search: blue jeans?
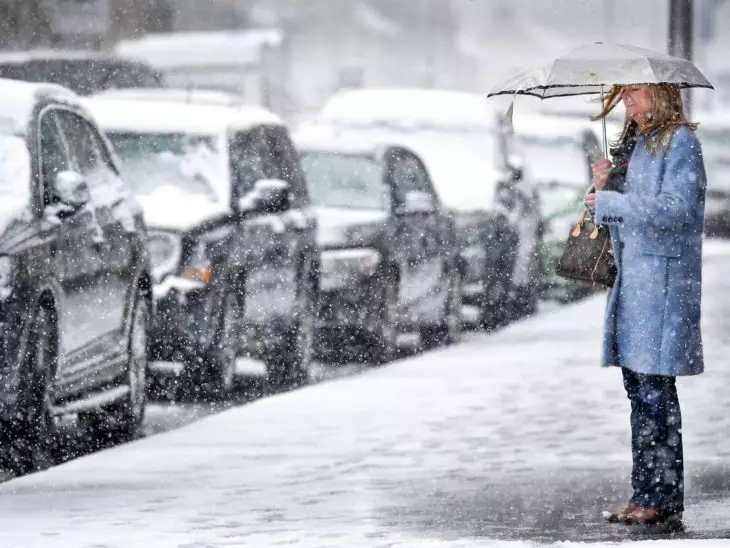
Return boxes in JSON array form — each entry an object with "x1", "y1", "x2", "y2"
[{"x1": 622, "y1": 367, "x2": 684, "y2": 513}]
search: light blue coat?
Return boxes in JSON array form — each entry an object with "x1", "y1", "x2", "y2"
[{"x1": 595, "y1": 125, "x2": 706, "y2": 377}]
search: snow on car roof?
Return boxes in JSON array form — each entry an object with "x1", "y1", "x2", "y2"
[
  {"x1": 294, "y1": 124, "x2": 410, "y2": 157},
  {"x1": 0, "y1": 48, "x2": 114, "y2": 63},
  {"x1": 115, "y1": 29, "x2": 282, "y2": 69},
  {"x1": 0, "y1": 77, "x2": 82, "y2": 135},
  {"x1": 91, "y1": 87, "x2": 246, "y2": 106},
  {"x1": 318, "y1": 87, "x2": 502, "y2": 131},
  {"x1": 83, "y1": 97, "x2": 284, "y2": 136}
]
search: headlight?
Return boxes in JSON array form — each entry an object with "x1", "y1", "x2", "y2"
[
  {"x1": 0, "y1": 256, "x2": 13, "y2": 300},
  {"x1": 320, "y1": 248, "x2": 381, "y2": 291},
  {"x1": 147, "y1": 231, "x2": 182, "y2": 283}
]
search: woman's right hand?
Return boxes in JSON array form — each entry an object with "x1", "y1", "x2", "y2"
[{"x1": 592, "y1": 158, "x2": 613, "y2": 191}]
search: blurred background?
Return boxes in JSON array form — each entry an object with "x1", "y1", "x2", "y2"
[{"x1": 1, "y1": 0, "x2": 725, "y2": 123}]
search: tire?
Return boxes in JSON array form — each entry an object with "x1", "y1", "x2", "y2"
[
  {"x1": 421, "y1": 268, "x2": 462, "y2": 348},
  {"x1": 3, "y1": 304, "x2": 57, "y2": 475},
  {"x1": 366, "y1": 274, "x2": 399, "y2": 365},
  {"x1": 83, "y1": 293, "x2": 149, "y2": 444},
  {"x1": 266, "y1": 272, "x2": 315, "y2": 389}
]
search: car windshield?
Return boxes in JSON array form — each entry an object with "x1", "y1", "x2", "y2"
[
  {"x1": 300, "y1": 151, "x2": 389, "y2": 210},
  {"x1": 696, "y1": 127, "x2": 730, "y2": 190},
  {"x1": 106, "y1": 132, "x2": 226, "y2": 203},
  {"x1": 515, "y1": 134, "x2": 589, "y2": 188}
]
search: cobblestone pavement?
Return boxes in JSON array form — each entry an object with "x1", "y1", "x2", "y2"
[{"x1": 0, "y1": 242, "x2": 728, "y2": 547}]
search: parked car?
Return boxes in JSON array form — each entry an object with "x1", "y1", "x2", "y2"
[
  {"x1": 695, "y1": 111, "x2": 730, "y2": 237},
  {"x1": 0, "y1": 50, "x2": 165, "y2": 96},
  {"x1": 511, "y1": 112, "x2": 603, "y2": 302},
  {"x1": 84, "y1": 97, "x2": 318, "y2": 390},
  {"x1": 294, "y1": 131, "x2": 462, "y2": 362},
  {"x1": 308, "y1": 88, "x2": 543, "y2": 327},
  {"x1": 0, "y1": 79, "x2": 152, "y2": 469}
]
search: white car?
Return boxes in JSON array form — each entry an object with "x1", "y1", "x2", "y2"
[{"x1": 306, "y1": 87, "x2": 544, "y2": 326}]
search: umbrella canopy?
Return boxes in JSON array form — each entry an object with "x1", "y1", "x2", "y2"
[{"x1": 488, "y1": 42, "x2": 714, "y2": 99}]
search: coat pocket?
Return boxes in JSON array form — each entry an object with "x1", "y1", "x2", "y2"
[{"x1": 637, "y1": 240, "x2": 682, "y2": 258}]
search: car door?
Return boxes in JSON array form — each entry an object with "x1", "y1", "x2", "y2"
[
  {"x1": 229, "y1": 126, "x2": 296, "y2": 325},
  {"x1": 262, "y1": 125, "x2": 316, "y2": 315},
  {"x1": 54, "y1": 109, "x2": 133, "y2": 386},
  {"x1": 37, "y1": 108, "x2": 101, "y2": 383},
  {"x1": 387, "y1": 147, "x2": 446, "y2": 325}
]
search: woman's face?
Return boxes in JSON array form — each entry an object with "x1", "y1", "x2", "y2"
[{"x1": 621, "y1": 86, "x2": 654, "y2": 125}]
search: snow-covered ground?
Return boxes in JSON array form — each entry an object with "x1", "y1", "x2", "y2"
[{"x1": 2, "y1": 240, "x2": 730, "y2": 547}]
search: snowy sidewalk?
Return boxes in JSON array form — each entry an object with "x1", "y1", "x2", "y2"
[{"x1": 1, "y1": 242, "x2": 730, "y2": 547}]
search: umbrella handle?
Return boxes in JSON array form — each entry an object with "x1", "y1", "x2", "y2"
[{"x1": 601, "y1": 85, "x2": 609, "y2": 158}]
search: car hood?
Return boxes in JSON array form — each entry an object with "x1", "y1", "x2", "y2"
[
  {"x1": 314, "y1": 206, "x2": 388, "y2": 248},
  {"x1": 136, "y1": 185, "x2": 230, "y2": 232}
]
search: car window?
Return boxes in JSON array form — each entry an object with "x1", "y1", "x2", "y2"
[
  {"x1": 389, "y1": 149, "x2": 433, "y2": 199},
  {"x1": 229, "y1": 129, "x2": 270, "y2": 201},
  {"x1": 54, "y1": 110, "x2": 105, "y2": 177},
  {"x1": 39, "y1": 111, "x2": 71, "y2": 201},
  {"x1": 300, "y1": 152, "x2": 388, "y2": 211},
  {"x1": 263, "y1": 126, "x2": 308, "y2": 204}
]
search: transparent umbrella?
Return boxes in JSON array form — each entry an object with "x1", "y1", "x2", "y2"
[{"x1": 488, "y1": 42, "x2": 714, "y2": 156}]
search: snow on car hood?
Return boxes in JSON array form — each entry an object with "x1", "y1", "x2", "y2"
[
  {"x1": 135, "y1": 185, "x2": 229, "y2": 231},
  {"x1": 314, "y1": 206, "x2": 388, "y2": 248}
]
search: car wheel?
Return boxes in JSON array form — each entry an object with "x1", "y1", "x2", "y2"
[
  {"x1": 421, "y1": 267, "x2": 462, "y2": 348},
  {"x1": 3, "y1": 304, "x2": 57, "y2": 475},
  {"x1": 266, "y1": 271, "x2": 315, "y2": 389},
  {"x1": 82, "y1": 293, "x2": 149, "y2": 444},
  {"x1": 366, "y1": 273, "x2": 399, "y2": 365}
]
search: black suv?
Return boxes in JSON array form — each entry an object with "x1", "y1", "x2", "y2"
[
  {"x1": 295, "y1": 132, "x2": 461, "y2": 362},
  {"x1": 0, "y1": 79, "x2": 152, "y2": 469},
  {"x1": 85, "y1": 97, "x2": 318, "y2": 392}
]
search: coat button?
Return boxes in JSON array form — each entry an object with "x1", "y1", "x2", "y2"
[
  {"x1": 602, "y1": 216, "x2": 607, "y2": 222},
  {"x1": 618, "y1": 216, "x2": 624, "y2": 223}
]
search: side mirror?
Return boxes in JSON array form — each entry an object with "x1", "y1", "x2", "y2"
[
  {"x1": 397, "y1": 190, "x2": 436, "y2": 215},
  {"x1": 44, "y1": 170, "x2": 92, "y2": 223},
  {"x1": 237, "y1": 178, "x2": 292, "y2": 214}
]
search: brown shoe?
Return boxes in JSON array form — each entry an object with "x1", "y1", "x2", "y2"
[
  {"x1": 625, "y1": 507, "x2": 683, "y2": 526},
  {"x1": 602, "y1": 503, "x2": 639, "y2": 523}
]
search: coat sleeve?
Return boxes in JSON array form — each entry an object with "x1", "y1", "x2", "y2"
[{"x1": 595, "y1": 128, "x2": 704, "y2": 230}]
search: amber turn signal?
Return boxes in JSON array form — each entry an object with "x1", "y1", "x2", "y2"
[{"x1": 181, "y1": 267, "x2": 213, "y2": 283}]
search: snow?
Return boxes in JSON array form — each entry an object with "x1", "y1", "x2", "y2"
[
  {"x1": 2, "y1": 240, "x2": 728, "y2": 546},
  {"x1": 0, "y1": 77, "x2": 79, "y2": 136},
  {"x1": 114, "y1": 28, "x2": 282, "y2": 69},
  {"x1": 84, "y1": 97, "x2": 283, "y2": 136},
  {"x1": 318, "y1": 88, "x2": 502, "y2": 132},
  {"x1": 91, "y1": 87, "x2": 246, "y2": 107},
  {"x1": 0, "y1": 134, "x2": 32, "y2": 241}
]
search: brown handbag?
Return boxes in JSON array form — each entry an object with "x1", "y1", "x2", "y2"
[{"x1": 556, "y1": 209, "x2": 617, "y2": 288}]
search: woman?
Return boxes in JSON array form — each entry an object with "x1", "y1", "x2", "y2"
[{"x1": 585, "y1": 84, "x2": 706, "y2": 527}]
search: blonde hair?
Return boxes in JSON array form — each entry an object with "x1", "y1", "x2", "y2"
[{"x1": 591, "y1": 84, "x2": 697, "y2": 155}]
